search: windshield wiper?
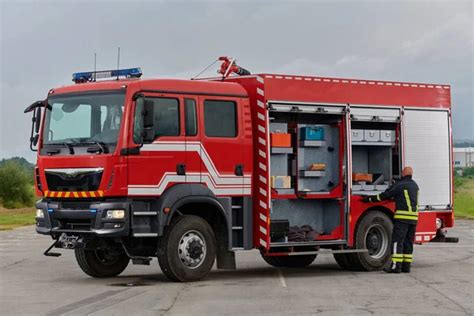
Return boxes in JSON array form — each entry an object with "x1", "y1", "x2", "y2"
[
  {"x1": 86, "y1": 141, "x2": 109, "y2": 154},
  {"x1": 45, "y1": 142, "x2": 75, "y2": 155}
]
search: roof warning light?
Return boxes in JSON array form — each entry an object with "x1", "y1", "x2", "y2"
[{"x1": 72, "y1": 67, "x2": 142, "y2": 83}]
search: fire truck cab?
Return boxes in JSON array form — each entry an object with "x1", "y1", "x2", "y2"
[{"x1": 26, "y1": 62, "x2": 455, "y2": 282}]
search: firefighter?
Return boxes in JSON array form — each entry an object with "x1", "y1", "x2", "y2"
[{"x1": 362, "y1": 166, "x2": 419, "y2": 273}]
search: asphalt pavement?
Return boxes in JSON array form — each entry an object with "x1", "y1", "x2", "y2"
[{"x1": 1, "y1": 221, "x2": 473, "y2": 315}]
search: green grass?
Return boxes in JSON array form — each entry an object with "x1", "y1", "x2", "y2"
[
  {"x1": 454, "y1": 177, "x2": 474, "y2": 219},
  {"x1": 0, "y1": 207, "x2": 36, "y2": 230}
]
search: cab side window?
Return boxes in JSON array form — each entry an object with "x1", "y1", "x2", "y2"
[
  {"x1": 204, "y1": 100, "x2": 237, "y2": 137},
  {"x1": 151, "y1": 97, "x2": 180, "y2": 137}
]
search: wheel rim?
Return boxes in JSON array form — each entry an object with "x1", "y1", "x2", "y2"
[
  {"x1": 364, "y1": 223, "x2": 389, "y2": 259},
  {"x1": 178, "y1": 230, "x2": 207, "y2": 269}
]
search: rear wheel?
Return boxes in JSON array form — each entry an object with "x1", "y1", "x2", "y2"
[
  {"x1": 344, "y1": 211, "x2": 393, "y2": 271},
  {"x1": 262, "y1": 254, "x2": 317, "y2": 268},
  {"x1": 75, "y1": 244, "x2": 130, "y2": 278},
  {"x1": 158, "y1": 215, "x2": 216, "y2": 282}
]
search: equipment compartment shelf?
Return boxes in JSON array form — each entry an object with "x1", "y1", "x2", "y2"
[
  {"x1": 271, "y1": 147, "x2": 293, "y2": 154},
  {"x1": 352, "y1": 141, "x2": 395, "y2": 147},
  {"x1": 300, "y1": 170, "x2": 326, "y2": 177},
  {"x1": 299, "y1": 140, "x2": 326, "y2": 147}
]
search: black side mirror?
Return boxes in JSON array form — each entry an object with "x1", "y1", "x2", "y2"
[
  {"x1": 143, "y1": 100, "x2": 155, "y2": 143},
  {"x1": 34, "y1": 107, "x2": 42, "y2": 134}
]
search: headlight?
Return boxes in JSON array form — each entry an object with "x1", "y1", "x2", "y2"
[
  {"x1": 106, "y1": 210, "x2": 125, "y2": 219},
  {"x1": 36, "y1": 209, "x2": 44, "y2": 218}
]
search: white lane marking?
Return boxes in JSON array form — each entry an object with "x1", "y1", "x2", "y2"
[{"x1": 278, "y1": 269, "x2": 287, "y2": 288}]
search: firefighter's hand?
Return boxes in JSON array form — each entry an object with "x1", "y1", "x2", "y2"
[{"x1": 361, "y1": 196, "x2": 371, "y2": 203}]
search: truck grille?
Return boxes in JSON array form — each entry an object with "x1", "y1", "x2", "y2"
[{"x1": 45, "y1": 168, "x2": 103, "y2": 192}]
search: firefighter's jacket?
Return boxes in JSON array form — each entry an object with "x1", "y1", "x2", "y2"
[{"x1": 368, "y1": 175, "x2": 419, "y2": 224}]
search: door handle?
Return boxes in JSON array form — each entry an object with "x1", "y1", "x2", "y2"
[
  {"x1": 176, "y1": 163, "x2": 186, "y2": 175},
  {"x1": 235, "y1": 164, "x2": 244, "y2": 176}
]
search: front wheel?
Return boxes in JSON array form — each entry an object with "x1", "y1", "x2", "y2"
[
  {"x1": 344, "y1": 211, "x2": 393, "y2": 271},
  {"x1": 158, "y1": 215, "x2": 216, "y2": 282},
  {"x1": 75, "y1": 244, "x2": 130, "y2": 278}
]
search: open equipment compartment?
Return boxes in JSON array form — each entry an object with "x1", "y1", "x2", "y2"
[
  {"x1": 268, "y1": 104, "x2": 348, "y2": 246},
  {"x1": 350, "y1": 107, "x2": 402, "y2": 195}
]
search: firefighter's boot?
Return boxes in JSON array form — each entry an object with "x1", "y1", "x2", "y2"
[
  {"x1": 384, "y1": 262, "x2": 402, "y2": 273},
  {"x1": 401, "y1": 262, "x2": 411, "y2": 273}
]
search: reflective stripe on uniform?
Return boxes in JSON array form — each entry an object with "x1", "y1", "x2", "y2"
[
  {"x1": 392, "y1": 253, "x2": 403, "y2": 263},
  {"x1": 376, "y1": 194, "x2": 381, "y2": 202},
  {"x1": 394, "y1": 209, "x2": 418, "y2": 221},
  {"x1": 403, "y1": 254, "x2": 413, "y2": 263},
  {"x1": 404, "y1": 189, "x2": 412, "y2": 212}
]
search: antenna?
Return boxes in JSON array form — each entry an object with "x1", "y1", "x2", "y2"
[
  {"x1": 93, "y1": 52, "x2": 97, "y2": 82},
  {"x1": 116, "y1": 47, "x2": 120, "y2": 80}
]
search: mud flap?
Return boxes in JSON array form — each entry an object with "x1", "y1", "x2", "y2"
[{"x1": 216, "y1": 250, "x2": 236, "y2": 270}]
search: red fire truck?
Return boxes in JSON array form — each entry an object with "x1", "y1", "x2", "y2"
[{"x1": 25, "y1": 58, "x2": 456, "y2": 282}]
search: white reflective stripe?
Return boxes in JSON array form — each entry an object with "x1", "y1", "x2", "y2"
[
  {"x1": 259, "y1": 162, "x2": 267, "y2": 171},
  {"x1": 259, "y1": 175, "x2": 267, "y2": 184},
  {"x1": 129, "y1": 172, "x2": 250, "y2": 196},
  {"x1": 259, "y1": 187, "x2": 267, "y2": 197},
  {"x1": 424, "y1": 236, "x2": 431, "y2": 241},
  {"x1": 260, "y1": 238, "x2": 267, "y2": 247},
  {"x1": 257, "y1": 100, "x2": 265, "y2": 109},
  {"x1": 260, "y1": 226, "x2": 267, "y2": 234},
  {"x1": 259, "y1": 200, "x2": 267, "y2": 209},
  {"x1": 416, "y1": 236, "x2": 422, "y2": 242},
  {"x1": 259, "y1": 149, "x2": 266, "y2": 158},
  {"x1": 258, "y1": 137, "x2": 266, "y2": 145},
  {"x1": 257, "y1": 113, "x2": 265, "y2": 121},
  {"x1": 256, "y1": 76, "x2": 264, "y2": 84},
  {"x1": 259, "y1": 213, "x2": 267, "y2": 222},
  {"x1": 258, "y1": 124, "x2": 265, "y2": 133},
  {"x1": 257, "y1": 88, "x2": 264, "y2": 96},
  {"x1": 141, "y1": 142, "x2": 251, "y2": 185}
]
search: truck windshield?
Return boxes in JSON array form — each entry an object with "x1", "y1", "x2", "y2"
[{"x1": 43, "y1": 92, "x2": 125, "y2": 147}]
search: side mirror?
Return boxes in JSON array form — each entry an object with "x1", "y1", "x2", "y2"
[
  {"x1": 34, "y1": 107, "x2": 42, "y2": 134},
  {"x1": 143, "y1": 100, "x2": 155, "y2": 143}
]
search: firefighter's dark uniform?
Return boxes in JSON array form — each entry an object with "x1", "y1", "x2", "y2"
[{"x1": 365, "y1": 175, "x2": 419, "y2": 273}]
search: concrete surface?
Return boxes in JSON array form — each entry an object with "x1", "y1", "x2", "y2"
[{"x1": 0, "y1": 221, "x2": 473, "y2": 316}]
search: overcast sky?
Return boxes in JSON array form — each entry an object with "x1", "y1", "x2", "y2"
[{"x1": 1, "y1": 0, "x2": 473, "y2": 162}]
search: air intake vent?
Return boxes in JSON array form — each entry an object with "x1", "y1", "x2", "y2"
[{"x1": 45, "y1": 168, "x2": 103, "y2": 192}]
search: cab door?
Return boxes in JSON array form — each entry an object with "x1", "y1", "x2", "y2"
[
  {"x1": 198, "y1": 96, "x2": 244, "y2": 196},
  {"x1": 127, "y1": 93, "x2": 185, "y2": 196}
]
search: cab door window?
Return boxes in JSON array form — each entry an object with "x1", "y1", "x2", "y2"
[{"x1": 203, "y1": 100, "x2": 237, "y2": 137}]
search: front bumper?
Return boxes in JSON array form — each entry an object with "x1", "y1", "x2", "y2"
[{"x1": 35, "y1": 199, "x2": 131, "y2": 237}]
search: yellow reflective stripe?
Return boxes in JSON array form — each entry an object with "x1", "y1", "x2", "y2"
[
  {"x1": 403, "y1": 254, "x2": 413, "y2": 258},
  {"x1": 392, "y1": 254, "x2": 403, "y2": 258},
  {"x1": 394, "y1": 215, "x2": 418, "y2": 220},
  {"x1": 65, "y1": 192, "x2": 70, "y2": 198},
  {"x1": 404, "y1": 189, "x2": 412, "y2": 212},
  {"x1": 404, "y1": 258, "x2": 413, "y2": 263},
  {"x1": 98, "y1": 190, "x2": 104, "y2": 197},
  {"x1": 44, "y1": 190, "x2": 49, "y2": 197},
  {"x1": 376, "y1": 194, "x2": 381, "y2": 202},
  {"x1": 73, "y1": 192, "x2": 79, "y2": 198},
  {"x1": 89, "y1": 191, "x2": 96, "y2": 198},
  {"x1": 395, "y1": 210, "x2": 419, "y2": 216},
  {"x1": 392, "y1": 258, "x2": 404, "y2": 263}
]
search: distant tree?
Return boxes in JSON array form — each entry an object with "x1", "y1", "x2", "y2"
[
  {"x1": 0, "y1": 157, "x2": 34, "y2": 184},
  {"x1": 0, "y1": 160, "x2": 35, "y2": 208}
]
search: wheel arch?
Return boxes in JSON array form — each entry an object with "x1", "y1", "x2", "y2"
[{"x1": 350, "y1": 205, "x2": 394, "y2": 247}]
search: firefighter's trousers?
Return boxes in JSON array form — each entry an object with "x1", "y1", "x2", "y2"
[{"x1": 391, "y1": 220, "x2": 417, "y2": 267}]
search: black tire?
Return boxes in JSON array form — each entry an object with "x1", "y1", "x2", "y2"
[
  {"x1": 333, "y1": 253, "x2": 352, "y2": 270},
  {"x1": 262, "y1": 254, "x2": 317, "y2": 268},
  {"x1": 75, "y1": 245, "x2": 130, "y2": 278},
  {"x1": 158, "y1": 215, "x2": 216, "y2": 282},
  {"x1": 345, "y1": 211, "x2": 393, "y2": 271}
]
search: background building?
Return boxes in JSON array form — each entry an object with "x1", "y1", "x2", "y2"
[{"x1": 454, "y1": 147, "x2": 474, "y2": 168}]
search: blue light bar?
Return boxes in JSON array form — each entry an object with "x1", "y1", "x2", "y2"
[{"x1": 72, "y1": 67, "x2": 142, "y2": 83}]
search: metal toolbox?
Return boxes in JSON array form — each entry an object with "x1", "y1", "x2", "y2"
[
  {"x1": 380, "y1": 130, "x2": 395, "y2": 143},
  {"x1": 351, "y1": 129, "x2": 364, "y2": 142},
  {"x1": 364, "y1": 129, "x2": 380, "y2": 142}
]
